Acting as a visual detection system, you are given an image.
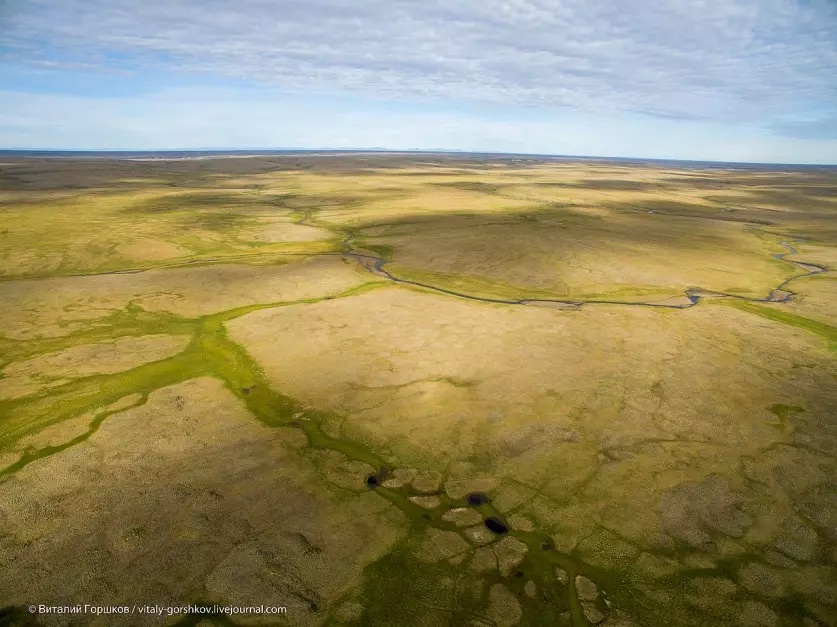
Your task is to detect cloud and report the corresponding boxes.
[2,0,836,126]
[770,114,837,140]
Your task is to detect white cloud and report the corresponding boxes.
[2,0,836,126]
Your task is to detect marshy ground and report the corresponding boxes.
[0,154,836,626]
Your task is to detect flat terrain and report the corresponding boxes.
[1,154,836,626]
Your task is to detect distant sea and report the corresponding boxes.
[0,149,834,171]
[0,149,381,159]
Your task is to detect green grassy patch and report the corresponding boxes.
[767,403,805,431]
[768,403,805,420]
[723,301,837,351]
[354,242,395,260]
[0,393,148,478]
[0,281,391,466]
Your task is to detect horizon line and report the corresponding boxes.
[1,148,835,168]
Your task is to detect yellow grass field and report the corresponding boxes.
[1,154,836,626]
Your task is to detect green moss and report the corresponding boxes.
[351,547,489,625]
[0,282,390,460]
[768,403,805,419]
[0,347,205,455]
[0,393,148,477]
[1,307,194,367]
[767,403,805,431]
[723,301,837,351]
[354,242,395,260]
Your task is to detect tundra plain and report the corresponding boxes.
[1,154,836,627]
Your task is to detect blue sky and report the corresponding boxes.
[1,0,836,163]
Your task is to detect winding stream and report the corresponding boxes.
[342,230,828,311]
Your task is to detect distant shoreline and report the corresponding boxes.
[0,149,834,170]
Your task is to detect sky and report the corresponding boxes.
[1,0,836,163]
